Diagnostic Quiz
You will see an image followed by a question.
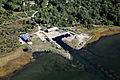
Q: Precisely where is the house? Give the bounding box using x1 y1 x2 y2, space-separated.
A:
29 1 35 5
20 34 30 42
45 27 59 32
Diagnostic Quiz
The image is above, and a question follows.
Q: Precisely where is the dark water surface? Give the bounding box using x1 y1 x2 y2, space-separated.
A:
83 34 120 76
9 54 101 80
5 34 120 80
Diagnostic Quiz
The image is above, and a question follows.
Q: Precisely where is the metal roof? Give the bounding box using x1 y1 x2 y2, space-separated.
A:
20 34 29 41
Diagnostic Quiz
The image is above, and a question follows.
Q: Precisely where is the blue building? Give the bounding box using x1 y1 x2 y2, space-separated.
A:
20 34 30 41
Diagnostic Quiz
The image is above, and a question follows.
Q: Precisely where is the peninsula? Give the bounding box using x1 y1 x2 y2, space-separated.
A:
0 0 120 80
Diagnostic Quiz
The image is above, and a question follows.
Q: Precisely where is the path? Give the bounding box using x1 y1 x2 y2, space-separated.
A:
31 11 72 59
31 11 41 30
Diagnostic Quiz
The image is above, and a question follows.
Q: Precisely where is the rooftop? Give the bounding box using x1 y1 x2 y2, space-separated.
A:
20 34 29 41
29 1 35 4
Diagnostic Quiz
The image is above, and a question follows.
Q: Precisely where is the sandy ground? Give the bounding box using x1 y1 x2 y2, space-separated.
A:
76 33 91 43
31 30 92 50
0 47 23 67
34 31 68 41
45 31 60 38
34 32 46 41
33 31 91 50
62 33 90 43
0 52 32 77
32 31 72 59
62 33 92 49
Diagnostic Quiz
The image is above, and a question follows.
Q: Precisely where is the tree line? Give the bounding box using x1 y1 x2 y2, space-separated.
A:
0 0 120 26
34 0 120 27
0 0 119 56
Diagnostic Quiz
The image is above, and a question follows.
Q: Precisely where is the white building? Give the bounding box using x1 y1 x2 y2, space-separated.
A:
45 27 59 32
23 1 26 6
29 1 35 5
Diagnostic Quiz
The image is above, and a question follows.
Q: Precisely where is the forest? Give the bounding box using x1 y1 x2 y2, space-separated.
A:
0 0 120 56
34 0 120 27
0 0 120 26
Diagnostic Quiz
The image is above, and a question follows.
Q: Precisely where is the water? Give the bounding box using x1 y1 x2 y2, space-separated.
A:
8 54 101 80
52 34 110 80
3 34 120 80
82 34 120 76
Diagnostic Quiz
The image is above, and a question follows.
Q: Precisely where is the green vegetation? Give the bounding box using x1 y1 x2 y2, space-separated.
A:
0 27 19 56
34 0 120 27
0 0 37 56
0 0 120 79
0 8 13 24
0 0 119 56
25 36 68 55
0 24 38 56
0 0 119 26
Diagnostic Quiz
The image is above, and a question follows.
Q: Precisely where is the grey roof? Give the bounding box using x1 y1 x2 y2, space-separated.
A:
29 1 35 4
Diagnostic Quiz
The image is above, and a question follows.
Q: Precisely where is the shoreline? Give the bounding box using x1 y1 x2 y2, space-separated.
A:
0 27 120 78
87 30 120 45
0 51 33 78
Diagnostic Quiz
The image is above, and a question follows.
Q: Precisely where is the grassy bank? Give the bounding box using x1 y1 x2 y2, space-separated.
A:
87 27 120 44
0 47 23 67
0 48 33 77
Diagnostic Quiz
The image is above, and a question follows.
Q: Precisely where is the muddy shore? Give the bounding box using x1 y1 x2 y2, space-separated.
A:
0 51 33 77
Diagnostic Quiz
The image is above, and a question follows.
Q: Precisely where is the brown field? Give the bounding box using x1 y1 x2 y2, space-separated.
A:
0 47 33 77
87 27 120 44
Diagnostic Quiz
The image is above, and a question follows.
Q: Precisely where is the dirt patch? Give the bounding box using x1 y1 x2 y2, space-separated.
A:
62 33 91 49
93 25 106 27
45 31 61 38
0 47 23 67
